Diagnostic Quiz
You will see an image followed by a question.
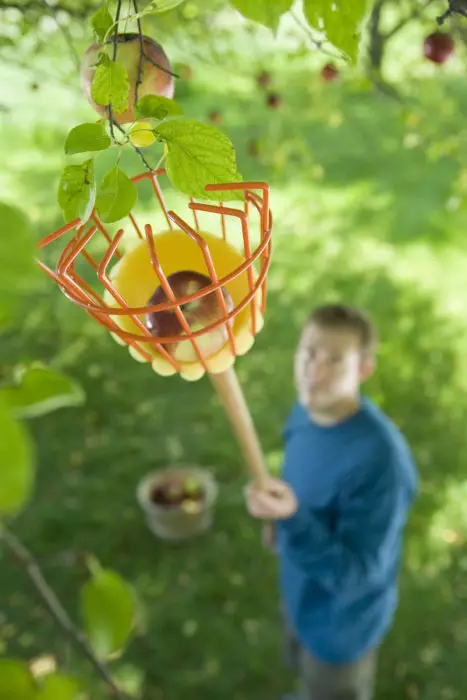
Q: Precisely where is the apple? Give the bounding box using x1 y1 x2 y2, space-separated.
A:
257 70 272 88
151 476 185 507
208 110 222 125
145 270 234 362
423 31 455 64
151 475 204 509
321 63 339 82
266 93 282 109
81 33 174 125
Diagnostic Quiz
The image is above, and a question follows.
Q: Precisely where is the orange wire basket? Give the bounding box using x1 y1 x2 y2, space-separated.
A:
37 169 272 380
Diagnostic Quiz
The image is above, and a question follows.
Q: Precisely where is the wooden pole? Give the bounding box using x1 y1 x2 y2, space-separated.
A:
209 366 269 489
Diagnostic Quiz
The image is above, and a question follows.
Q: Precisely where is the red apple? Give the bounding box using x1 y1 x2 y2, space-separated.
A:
423 31 455 64
321 63 339 82
266 93 282 109
145 270 234 362
208 110 222 124
151 476 185 507
257 70 272 88
81 33 174 125
151 474 204 509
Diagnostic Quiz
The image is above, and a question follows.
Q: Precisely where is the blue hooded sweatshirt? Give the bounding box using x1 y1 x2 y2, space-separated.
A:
276 396 418 664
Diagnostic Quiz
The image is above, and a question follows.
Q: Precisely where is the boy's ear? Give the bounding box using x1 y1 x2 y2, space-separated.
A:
360 356 375 383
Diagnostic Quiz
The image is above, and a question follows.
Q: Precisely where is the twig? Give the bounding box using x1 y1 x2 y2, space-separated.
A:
0 0 96 17
384 0 438 40
112 0 123 62
40 0 81 72
368 0 386 70
133 0 145 106
124 0 132 32
107 104 156 173
437 0 467 24
102 26 178 79
104 0 153 172
37 549 85 568
366 0 403 101
106 0 124 144
290 8 346 61
131 142 155 171
140 51 179 79
1 528 133 700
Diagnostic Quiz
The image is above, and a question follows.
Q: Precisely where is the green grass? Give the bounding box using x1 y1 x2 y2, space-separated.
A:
2 41 467 700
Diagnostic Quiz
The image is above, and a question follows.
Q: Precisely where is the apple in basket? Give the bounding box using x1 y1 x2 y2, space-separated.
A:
145 270 235 362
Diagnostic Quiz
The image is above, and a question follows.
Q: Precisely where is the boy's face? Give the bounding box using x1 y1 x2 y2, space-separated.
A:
294 322 374 412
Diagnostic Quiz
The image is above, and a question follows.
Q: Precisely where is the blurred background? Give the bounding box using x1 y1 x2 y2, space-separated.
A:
2 0 467 698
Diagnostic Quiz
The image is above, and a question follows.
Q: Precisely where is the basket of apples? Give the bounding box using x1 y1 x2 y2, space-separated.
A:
136 465 219 542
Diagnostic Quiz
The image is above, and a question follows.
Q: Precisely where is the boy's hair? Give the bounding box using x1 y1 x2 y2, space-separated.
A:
305 303 378 356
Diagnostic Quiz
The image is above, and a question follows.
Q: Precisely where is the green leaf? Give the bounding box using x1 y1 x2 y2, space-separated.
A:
135 95 184 121
303 0 369 62
91 5 114 43
65 122 111 155
57 159 96 224
0 659 36 700
229 0 294 30
37 673 82 700
81 566 137 658
91 52 129 115
95 166 138 223
0 202 40 331
1 366 85 419
154 118 243 201
0 398 35 518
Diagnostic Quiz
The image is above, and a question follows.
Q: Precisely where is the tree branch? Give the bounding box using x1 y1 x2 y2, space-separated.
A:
104 0 160 173
40 0 81 73
368 0 386 71
366 0 402 100
437 0 467 25
140 50 179 79
0 0 97 18
108 104 156 172
1 527 133 700
37 549 85 568
384 0 438 41
133 0 145 106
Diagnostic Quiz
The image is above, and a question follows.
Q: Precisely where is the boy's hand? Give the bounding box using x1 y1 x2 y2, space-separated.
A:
244 477 298 521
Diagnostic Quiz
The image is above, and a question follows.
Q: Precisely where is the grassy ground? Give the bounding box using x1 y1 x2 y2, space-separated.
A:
2 38 467 700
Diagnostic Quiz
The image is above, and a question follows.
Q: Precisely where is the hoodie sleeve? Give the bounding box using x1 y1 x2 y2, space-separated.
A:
278 442 417 594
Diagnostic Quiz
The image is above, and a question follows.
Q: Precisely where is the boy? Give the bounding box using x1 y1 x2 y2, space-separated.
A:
244 304 418 700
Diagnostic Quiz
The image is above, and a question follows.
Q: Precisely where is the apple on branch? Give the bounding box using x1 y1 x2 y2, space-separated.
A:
266 93 282 109
208 110 223 125
81 33 175 125
257 70 272 88
423 31 455 64
145 271 235 363
321 63 339 82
